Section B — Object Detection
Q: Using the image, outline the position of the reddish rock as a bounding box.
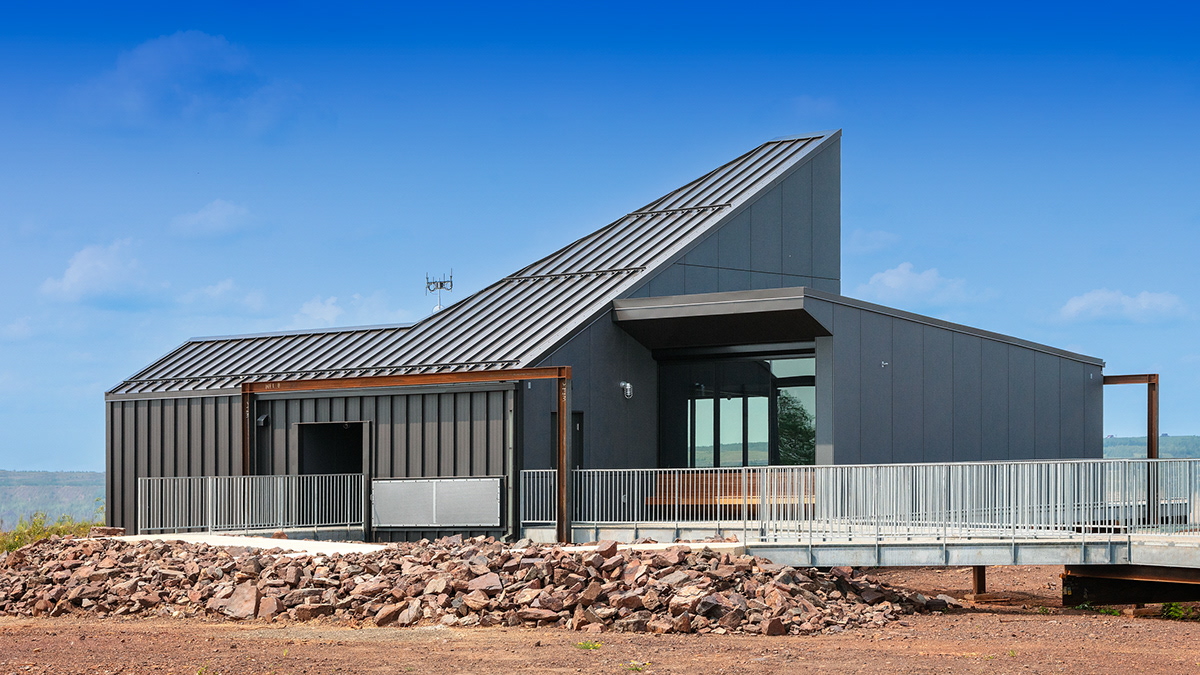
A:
[595,540,619,558]
[293,603,334,621]
[224,583,261,620]
[257,596,284,619]
[672,611,693,633]
[374,602,403,626]
[463,590,491,612]
[517,607,560,622]
[87,527,125,538]
[467,572,503,595]
[647,616,675,634]
[762,617,786,635]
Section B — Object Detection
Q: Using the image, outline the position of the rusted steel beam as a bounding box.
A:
[1063,565,1200,606]
[242,366,571,393]
[1101,374,1160,459]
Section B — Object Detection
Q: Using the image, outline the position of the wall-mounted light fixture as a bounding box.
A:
[620,381,633,399]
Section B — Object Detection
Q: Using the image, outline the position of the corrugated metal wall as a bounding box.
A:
[105,385,514,537]
[105,395,243,531]
[254,387,512,479]
[818,302,1103,463]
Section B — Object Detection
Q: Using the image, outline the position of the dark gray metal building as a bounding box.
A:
[106,130,1104,540]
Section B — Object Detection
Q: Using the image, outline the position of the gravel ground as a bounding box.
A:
[3,565,1200,674]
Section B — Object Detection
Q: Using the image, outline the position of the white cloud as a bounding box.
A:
[179,279,267,314]
[846,228,900,255]
[74,30,299,133]
[1058,289,1187,323]
[293,296,344,327]
[171,200,249,236]
[855,262,972,306]
[41,239,140,302]
[1,317,32,340]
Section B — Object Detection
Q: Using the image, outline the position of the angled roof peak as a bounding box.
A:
[110,133,841,395]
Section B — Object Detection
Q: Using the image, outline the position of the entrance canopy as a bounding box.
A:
[612,288,833,350]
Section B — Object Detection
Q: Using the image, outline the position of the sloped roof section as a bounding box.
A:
[109,131,839,396]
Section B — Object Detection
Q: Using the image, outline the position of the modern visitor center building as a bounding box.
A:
[108,130,1143,560]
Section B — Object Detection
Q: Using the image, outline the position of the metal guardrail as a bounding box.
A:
[520,469,557,525]
[520,459,1200,544]
[137,474,363,534]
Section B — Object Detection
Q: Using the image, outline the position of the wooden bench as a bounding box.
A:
[643,470,813,518]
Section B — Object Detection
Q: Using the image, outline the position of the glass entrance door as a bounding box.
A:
[661,354,816,467]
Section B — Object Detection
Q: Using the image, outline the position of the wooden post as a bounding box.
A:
[972,566,987,594]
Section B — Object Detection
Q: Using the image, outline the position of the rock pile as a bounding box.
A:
[0,535,944,635]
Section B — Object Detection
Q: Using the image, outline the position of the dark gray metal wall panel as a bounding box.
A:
[781,163,813,278]
[859,312,892,463]
[686,234,718,267]
[717,210,751,271]
[370,397,388,477]
[455,394,471,474]
[216,398,230,476]
[471,392,487,474]
[811,277,840,293]
[1008,347,1036,459]
[1060,359,1085,458]
[1034,353,1061,459]
[189,398,203,477]
[952,333,983,462]
[781,273,813,289]
[980,341,1010,461]
[423,394,439,476]
[162,399,176,477]
[832,304,861,463]
[488,391,507,475]
[684,263,718,295]
[439,393,455,476]
[750,272,782,290]
[890,319,923,462]
[648,263,685,297]
[922,326,954,463]
[204,397,218,476]
[1084,365,1103,458]
[286,399,301,473]
[750,184,782,274]
[810,140,841,289]
[149,400,162,478]
[408,396,423,476]
[530,311,658,471]
[105,403,115,526]
[718,267,751,292]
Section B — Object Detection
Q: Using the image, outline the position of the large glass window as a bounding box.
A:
[659,353,816,468]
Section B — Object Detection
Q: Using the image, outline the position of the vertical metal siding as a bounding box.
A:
[951,333,983,462]
[859,312,892,464]
[810,140,841,286]
[890,319,924,461]
[832,304,861,463]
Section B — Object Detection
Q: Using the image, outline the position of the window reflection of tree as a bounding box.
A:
[778,391,815,465]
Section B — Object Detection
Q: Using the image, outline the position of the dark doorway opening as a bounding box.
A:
[298,422,364,475]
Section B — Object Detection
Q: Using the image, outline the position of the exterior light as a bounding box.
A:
[620,381,633,399]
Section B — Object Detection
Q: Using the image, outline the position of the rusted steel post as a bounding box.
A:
[972,565,987,594]
[555,373,573,543]
[1147,375,1159,459]
[240,387,253,476]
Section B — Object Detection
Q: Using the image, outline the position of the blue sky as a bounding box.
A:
[1,3,1197,471]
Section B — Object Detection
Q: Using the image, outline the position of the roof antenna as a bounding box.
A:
[426,271,453,312]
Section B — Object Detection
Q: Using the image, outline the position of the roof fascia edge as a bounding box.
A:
[800,287,1106,367]
[616,130,842,301]
[106,338,201,395]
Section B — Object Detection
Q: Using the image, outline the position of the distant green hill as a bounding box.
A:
[1104,435,1200,459]
[0,470,105,528]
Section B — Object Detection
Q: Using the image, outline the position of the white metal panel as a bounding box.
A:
[372,477,502,528]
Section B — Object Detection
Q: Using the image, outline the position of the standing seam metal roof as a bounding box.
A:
[108,131,839,396]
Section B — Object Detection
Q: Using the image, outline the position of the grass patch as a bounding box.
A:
[575,640,602,650]
[1,511,103,553]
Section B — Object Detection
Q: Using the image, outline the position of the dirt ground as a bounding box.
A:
[4,565,1200,674]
